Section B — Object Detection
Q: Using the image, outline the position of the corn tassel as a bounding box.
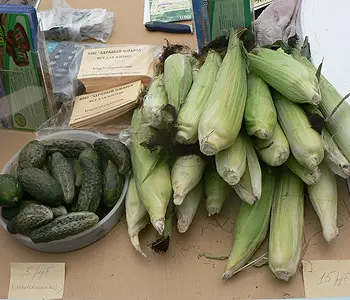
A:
[322,129,350,178]
[223,167,276,280]
[253,123,290,166]
[176,181,202,233]
[244,73,277,139]
[269,168,304,281]
[274,91,324,170]
[204,164,231,216]
[308,162,338,244]
[198,30,247,155]
[285,154,321,185]
[215,131,246,186]
[176,51,222,144]
[172,155,206,205]
[125,176,149,257]
[164,53,193,111]
[248,48,321,105]
[130,109,172,235]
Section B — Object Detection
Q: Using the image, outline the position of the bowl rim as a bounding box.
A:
[0,130,129,245]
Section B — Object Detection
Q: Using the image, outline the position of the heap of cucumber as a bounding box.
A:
[0,138,131,244]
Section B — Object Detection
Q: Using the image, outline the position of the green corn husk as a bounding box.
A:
[269,168,304,281]
[130,109,172,235]
[244,73,277,139]
[171,155,206,205]
[215,131,246,186]
[176,51,222,144]
[198,30,247,156]
[233,168,256,205]
[126,176,149,257]
[322,129,350,178]
[248,48,321,105]
[222,167,277,280]
[245,134,262,200]
[164,53,193,111]
[141,73,173,129]
[292,47,350,162]
[307,162,338,244]
[204,164,231,216]
[285,154,321,185]
[253,123,290,166]
[274,91,324,170]
[176,181,202,233]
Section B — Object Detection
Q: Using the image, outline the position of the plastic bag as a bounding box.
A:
[38,0,115,43]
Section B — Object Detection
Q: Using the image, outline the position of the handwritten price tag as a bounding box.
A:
[303,260,350,298]
[8,263,65,300]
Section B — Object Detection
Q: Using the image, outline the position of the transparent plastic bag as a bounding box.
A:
[38,0,115,43]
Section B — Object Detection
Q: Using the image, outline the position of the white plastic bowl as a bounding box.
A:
[0,130,129,253]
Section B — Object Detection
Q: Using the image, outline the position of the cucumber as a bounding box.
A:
[75,149,100,187]
[42,139,92,157]
[102,161,125,208]
[18,140,46,169]
[76,157,102,212]
[94,139,131,175]
[30,212,99,243]
[2,200,38,221]
[18,168,63,207]
[1,205,21,221]
[7,204,54,235]
[51,206,68,218]
[0,174,22,207]
[50,152,75,206]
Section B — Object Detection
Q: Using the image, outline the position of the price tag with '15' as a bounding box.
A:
[303,260,350,298]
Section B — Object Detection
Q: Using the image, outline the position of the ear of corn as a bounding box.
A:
[141,73,169,129]
[130,109,172,235]
[244,73,277,139]
[176,51,222,144]
[245,134,262,200]
[198,30,247,156]
[204,164,231,216]
[125,176,149,257]
[215,131,246,186]
[171,154,206,205]
[273,91,324,170]
[223,167,277,280]
[164,53,193,111]
[269,167,304,281]
[253,123,290,166]
[248,48,321,105]
[307,162,338,244]
[292,48,350,162]
[233,167,256,205]
[322,129,350,178]
[285,154,321,185]
[176,181,202,233]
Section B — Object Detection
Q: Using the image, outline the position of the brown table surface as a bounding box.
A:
[1,1,350,299]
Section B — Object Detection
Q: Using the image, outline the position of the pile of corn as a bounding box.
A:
[125,30,350,281]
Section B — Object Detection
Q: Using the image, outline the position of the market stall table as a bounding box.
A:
[1,0,350,299]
